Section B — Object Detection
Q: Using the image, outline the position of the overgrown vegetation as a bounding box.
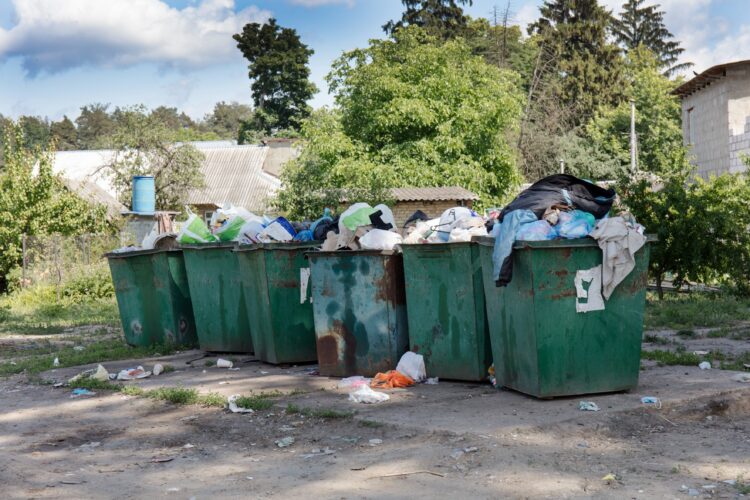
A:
[642,346,750,370]
[644,293,750,330]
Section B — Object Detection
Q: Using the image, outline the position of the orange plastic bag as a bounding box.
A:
[370,370,414,389]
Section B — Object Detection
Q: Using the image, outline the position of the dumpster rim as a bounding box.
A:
[179,242,238,250]
[234,241,321,253]
[306,249,400,259]
[400,241,475,251]
[472,234,657,249]
[105,248,184,259]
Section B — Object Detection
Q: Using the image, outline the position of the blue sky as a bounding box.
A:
[1,0,749,122]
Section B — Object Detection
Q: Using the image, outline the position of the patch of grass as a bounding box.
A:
[120,385,145,396]
[146,387,199,405]
[197,392,225,408]
[204,360,215,367]
[359,420,384,428]
[160,364,176,373]
[0,339,176,377]
[707,328,731,338]
[643,333,672,345]
[645,292,750,330]
[70,377,121,392]
[285,403,352,419]
[0,284,119,336]
[676,329,696,339]
[641,349,701,366]
[234,395,274,411]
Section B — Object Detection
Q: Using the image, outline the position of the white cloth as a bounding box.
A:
[589,217,646,299]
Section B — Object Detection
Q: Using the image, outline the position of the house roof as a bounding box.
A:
[185,145,281,211]
[53,142,283,214]
[673,60,750,98]
[62,177,126,219]
[390,186,479,202]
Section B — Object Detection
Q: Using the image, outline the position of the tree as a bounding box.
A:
[202,101,253,139]
[466,17,537,87]
[233,19,317,136]
[276,27,524,219]
[383,0,473,40]
[0,121,110,290]
[612,0,691,76]
[529,0,626,125]
[19,116,51,150]
[149,106,195,130]
[50,116,78,151]
[102,106,205,211]
[75,103,115,149]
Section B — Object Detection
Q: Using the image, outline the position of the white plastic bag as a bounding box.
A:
[259,219,295,242]
[227,394,254,413]
[396,351,426,382]
[337,376,370,389]
[359,229,403,251]
[348,385,390,404]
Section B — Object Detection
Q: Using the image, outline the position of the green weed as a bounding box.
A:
[204,360,215,367]
[70,377,120,392]
[643,334,671,345]
[146,387,200,405]
[641,349,701,366]
[235,395,274,411]
[359,420,384,428]
[645,293,750,330]
[120,385,145,396]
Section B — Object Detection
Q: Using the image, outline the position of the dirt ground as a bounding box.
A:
[1,327,750,499]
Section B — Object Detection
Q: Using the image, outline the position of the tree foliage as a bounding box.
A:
[0,121,110,290]
[384,0,473,39]
[233,18,317,136]
[75,103,115,149]
[203,101,253,139]
[612,0,691,76]
[50,116,78,151]
[102,106,205,211]
[529,0,626,125]
[276,27,524,219]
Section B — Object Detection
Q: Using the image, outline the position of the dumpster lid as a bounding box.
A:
[105,248,184,259]
[179,242,238,250]
[472,234,658,248]
[234,241,321,252]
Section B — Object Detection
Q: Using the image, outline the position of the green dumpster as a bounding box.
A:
[307,250,409,377]
[106,249,197,348]
[182,243,253,353]
[475,236,652,398]
[401,243,491,381]
[235,242,318,364]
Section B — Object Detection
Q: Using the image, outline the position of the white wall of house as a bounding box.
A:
[681,64,750,178]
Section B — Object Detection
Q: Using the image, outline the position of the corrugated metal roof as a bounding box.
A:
[186,146,280,211]
[391,186,479,202]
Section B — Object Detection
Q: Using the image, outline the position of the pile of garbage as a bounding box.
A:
[175,205,334,246]
[319,202,402,252]
[490,174,646,302]
[340,351,434,404]
[403,206,488,244]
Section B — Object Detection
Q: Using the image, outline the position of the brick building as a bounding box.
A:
[389,186,479,228]
[674,60,750,177]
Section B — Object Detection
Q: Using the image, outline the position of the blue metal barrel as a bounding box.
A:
[132,175,155,213]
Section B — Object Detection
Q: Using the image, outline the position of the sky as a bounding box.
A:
[1,0,749,122]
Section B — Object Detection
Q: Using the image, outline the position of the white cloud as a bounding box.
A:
[0,0,270,76]
[289,0,355,6]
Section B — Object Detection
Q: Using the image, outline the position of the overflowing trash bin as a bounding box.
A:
[181,243,253,353]
[235,242,318,364]
[307,250,409,377]
[401,242,491,381]
[476,236,653,398]
[106,248,197,348]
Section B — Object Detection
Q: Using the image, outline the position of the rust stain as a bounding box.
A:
[559,247,572,259]
[550,289,577,300]
[374,255,406,306]
[554,269,569,278]
[316,320,358,376]
[274,280,298,289]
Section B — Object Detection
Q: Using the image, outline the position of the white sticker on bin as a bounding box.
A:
[574,265,605,313]
[300,268,311,304]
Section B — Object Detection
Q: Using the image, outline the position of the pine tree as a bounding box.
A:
[233,19,317,137]
[383,0,473,40]
[529,0,626,125]
[50,116,78,151]
[612,0,691,76]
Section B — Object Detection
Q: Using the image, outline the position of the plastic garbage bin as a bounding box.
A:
[401,243,491,381]
[106,248,197,348]
[181,243,253,353]
[307,250,409,377]
[475,236,652,398]
[235,242,318,364]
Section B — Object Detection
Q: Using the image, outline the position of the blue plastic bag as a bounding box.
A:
[516,220,557,241]
[557,210,595,239]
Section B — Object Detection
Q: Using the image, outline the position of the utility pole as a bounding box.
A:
[630,99,637,172]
